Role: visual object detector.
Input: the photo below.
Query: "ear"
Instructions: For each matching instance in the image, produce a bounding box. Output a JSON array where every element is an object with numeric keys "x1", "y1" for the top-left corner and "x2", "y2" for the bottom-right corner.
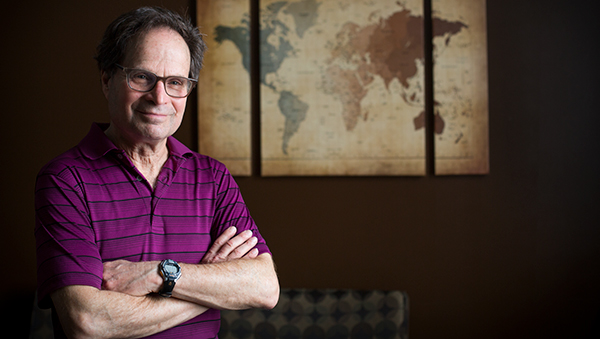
[{"x1": 101, "y1": 70, "x2": 111, "y2": 99}]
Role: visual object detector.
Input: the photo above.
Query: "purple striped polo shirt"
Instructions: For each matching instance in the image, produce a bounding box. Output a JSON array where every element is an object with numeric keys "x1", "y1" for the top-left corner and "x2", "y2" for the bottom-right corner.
[{"x1": 35, "y1": 123, "x2": 270, "y2": 338}]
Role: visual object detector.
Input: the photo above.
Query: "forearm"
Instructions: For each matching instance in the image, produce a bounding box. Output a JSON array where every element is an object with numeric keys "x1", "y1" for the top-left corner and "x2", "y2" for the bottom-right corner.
[
  {"x1": 52, "y1": 285, "x2": 207, "y2": 339},
  {"x1": 101, "y1": 229, "x2": 280, "y2": 312},
  {"x1": 174, "y1": 253, "x2": 279, "y2": 310}
]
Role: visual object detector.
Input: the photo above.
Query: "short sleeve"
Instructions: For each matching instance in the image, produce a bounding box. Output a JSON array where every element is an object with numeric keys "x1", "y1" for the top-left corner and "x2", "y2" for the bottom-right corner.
[{"x1": 35, "y1": 164, "x2": 103, "y2": 308}]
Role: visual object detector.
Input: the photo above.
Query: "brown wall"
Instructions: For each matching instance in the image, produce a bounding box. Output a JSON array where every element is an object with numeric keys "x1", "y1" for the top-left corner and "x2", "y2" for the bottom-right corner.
[{"x1": 2, "y1": 1, "x2": 599, "y2": 338}]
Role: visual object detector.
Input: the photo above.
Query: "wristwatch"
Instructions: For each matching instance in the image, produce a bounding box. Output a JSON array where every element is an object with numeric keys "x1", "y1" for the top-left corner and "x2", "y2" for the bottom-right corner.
[{"x1": 158, "y1": 259, "x2": 182, "y2": 297}]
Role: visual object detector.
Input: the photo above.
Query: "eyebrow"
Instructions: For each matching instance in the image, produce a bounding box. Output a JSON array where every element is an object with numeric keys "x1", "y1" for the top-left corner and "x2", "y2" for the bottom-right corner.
[{"x1": 127, "y1": 67, "x2": 195, "y2": 81}]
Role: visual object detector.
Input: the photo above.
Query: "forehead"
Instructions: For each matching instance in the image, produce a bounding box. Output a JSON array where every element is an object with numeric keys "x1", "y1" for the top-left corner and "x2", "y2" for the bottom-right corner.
[{"x1": 123, "y1": 27, "x2": 191, "y2": 75}]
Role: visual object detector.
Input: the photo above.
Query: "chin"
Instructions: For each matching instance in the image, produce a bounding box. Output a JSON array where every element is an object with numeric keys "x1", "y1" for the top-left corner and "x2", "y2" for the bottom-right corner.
[{"x1": 140, "y1": 125, "x2": 178, "y2": 141}]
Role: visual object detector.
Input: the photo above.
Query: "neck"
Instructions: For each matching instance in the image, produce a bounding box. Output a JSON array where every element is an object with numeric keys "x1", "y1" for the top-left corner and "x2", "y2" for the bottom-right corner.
[{"x1": 105, "y1": 125, "x2": 169, "y2": 189}]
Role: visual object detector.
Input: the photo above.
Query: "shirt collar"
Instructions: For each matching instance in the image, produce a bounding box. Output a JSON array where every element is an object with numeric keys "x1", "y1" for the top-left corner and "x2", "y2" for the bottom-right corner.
[
  {"x1": 78, "y1": 123, "x2": 194, "y2": 160},
  {"x1": 79, "y1": 123, "x2": 118, "y2": 160},
  {"x1": 166, "y1": 133, "x2": 194, "y2": 159}
]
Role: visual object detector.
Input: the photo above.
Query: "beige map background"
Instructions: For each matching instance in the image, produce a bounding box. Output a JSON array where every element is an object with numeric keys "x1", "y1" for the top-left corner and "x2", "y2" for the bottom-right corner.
[
  {"x1": 197, "y1": 0, "x2": 252, "y2": 176},
  {"x1": 432, "y1": 0, "x2": 489, "y2": 175}
]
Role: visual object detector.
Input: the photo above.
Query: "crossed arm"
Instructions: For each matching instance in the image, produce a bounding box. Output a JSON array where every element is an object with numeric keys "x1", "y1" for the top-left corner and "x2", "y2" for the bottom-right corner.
[{"x1": 51, "y1": 227, "x2": 280, "y2": 339}]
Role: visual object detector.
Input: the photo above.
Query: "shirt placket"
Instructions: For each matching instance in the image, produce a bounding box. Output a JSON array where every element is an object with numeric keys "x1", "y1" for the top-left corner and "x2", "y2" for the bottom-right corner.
[{"x1": 114, "y1": 151, "x2": 154, "y2": 226}]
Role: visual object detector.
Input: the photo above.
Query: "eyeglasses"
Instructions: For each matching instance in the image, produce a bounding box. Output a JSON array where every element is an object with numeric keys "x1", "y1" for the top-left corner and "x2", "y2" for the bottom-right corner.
[{"x1": 115, "y1": 64, "x2": 197, "y2": 98}]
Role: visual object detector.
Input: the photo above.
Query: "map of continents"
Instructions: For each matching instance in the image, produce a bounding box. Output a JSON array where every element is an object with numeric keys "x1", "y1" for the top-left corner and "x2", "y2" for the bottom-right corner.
[{"x1": 214, "y1": 0, "x2": 467, "y2": 175}]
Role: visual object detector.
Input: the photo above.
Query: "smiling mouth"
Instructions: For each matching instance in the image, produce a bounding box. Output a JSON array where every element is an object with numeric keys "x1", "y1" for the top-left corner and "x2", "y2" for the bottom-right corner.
[{"x1": 137, "y1": 110, "x2": 171, "y2": 117}]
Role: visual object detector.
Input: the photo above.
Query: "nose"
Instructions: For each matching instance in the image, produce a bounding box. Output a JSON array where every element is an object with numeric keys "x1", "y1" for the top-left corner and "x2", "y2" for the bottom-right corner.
[{"x1": 147, "y1": 80, "x2": 170, "y2": 105}]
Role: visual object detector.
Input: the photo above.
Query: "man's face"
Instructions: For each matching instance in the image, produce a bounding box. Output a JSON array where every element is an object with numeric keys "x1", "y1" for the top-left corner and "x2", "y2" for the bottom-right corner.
[{"x1": 102, "y1": 27, "x2": 191, "y2": 145}]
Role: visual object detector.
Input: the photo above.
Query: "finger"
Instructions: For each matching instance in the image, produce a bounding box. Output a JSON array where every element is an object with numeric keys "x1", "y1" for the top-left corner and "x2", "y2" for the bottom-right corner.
[
  {"x1": 213, "y1": 230, "x2": 253, "y2": 262},
  {"x1": 243, "y1": 247, "x2": 259, "y2": 259},
  {"x1": 212, "y1": 226, "x2": 238, "y2": 250},
  {"x1": 202, "y1": 226, "x2": 238, "y2": 263},
  {"x1": 102, "y1": 260, "x2": 121, "y2": 280},
  {"x1": 229, "y1": 236, "x2": 258, "y2": 259}
]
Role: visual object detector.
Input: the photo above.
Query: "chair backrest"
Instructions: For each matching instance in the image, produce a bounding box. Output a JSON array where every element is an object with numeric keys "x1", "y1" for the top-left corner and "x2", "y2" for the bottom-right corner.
[{"x1": 219, "y1": 288, "x2": 409, "y2": 339}]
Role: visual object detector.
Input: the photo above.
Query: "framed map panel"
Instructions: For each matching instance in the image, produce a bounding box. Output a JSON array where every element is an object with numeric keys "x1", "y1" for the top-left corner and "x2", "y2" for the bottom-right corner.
[
  {"x1": 259, "y1": 0, "x2": 426, "y2": 176},
  {"x1": 432, "y1": 0, "x2": 489, "y2": 175},
  {"x1": 197, "y1": 0, "x2": 252, "y2": 176}
]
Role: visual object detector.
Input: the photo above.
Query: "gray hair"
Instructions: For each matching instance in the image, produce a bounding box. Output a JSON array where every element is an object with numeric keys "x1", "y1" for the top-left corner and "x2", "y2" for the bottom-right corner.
[{"x1": 95, "y1": 6, "x2": 206, "y2": 79}]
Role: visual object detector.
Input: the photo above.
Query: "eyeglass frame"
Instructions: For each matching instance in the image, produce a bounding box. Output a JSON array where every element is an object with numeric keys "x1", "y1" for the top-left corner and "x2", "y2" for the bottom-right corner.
[{"x1": 114, "y1": 64, "x2": 198, "y2": 98}]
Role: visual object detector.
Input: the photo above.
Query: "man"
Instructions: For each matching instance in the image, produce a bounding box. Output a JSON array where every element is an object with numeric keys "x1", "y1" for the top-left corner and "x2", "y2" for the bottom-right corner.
[{"x1": 35, "y1": 7, "x2": 279, "y2": 338}]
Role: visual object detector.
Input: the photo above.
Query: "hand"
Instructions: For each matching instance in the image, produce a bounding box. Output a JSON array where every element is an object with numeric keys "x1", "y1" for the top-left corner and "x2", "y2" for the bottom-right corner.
[
  {"x1": 102, "y1": 260, "x2": 162, "y2": 296},
  {"x1": 201, "y1": 226, "x2": 259, "y2": 264}
]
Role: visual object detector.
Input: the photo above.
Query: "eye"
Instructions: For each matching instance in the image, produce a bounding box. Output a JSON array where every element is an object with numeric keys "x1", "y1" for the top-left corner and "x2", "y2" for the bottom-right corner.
[
  {"x1": 168, "y1": 77, "x2": 186, "y2": 87},
  {"x1": 131, "y1": 71, "x2": 155, "y2": 83}
]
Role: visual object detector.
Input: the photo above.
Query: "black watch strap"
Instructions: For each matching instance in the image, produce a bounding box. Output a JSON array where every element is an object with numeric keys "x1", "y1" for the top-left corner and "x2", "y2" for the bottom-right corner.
[{"x1": 159, "y1": 280, "x2": 176, "y2": 297}]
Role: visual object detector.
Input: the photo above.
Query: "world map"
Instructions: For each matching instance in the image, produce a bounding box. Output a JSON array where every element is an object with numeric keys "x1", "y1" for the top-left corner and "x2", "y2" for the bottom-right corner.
[{"x1": 207, "y1": 0, "x2": 482, "y2": 176}]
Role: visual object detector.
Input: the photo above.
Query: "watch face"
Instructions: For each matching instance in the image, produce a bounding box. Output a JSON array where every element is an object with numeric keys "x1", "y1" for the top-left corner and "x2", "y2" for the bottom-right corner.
[
  {"x1": 164, "y1": 264, "x2": 178, "y2": 274},
  {"x1": 162, "y1": 259, "x2": 181, "y2": 280}
]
